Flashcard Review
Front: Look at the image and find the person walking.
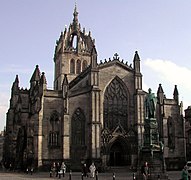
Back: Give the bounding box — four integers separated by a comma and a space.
89, 162, 96, 178
61, 162, 66, 177
181, 165, 190, 180
82, 163, 88, 178
141, 161, 150, 180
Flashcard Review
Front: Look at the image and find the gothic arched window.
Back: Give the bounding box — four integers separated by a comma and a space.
70, 59, 75, 74
167, 116, 175, 149
82, 60, 87, 71
71, 108, 85, 145
49, 111, 60, 147
76, 59, 81, 74
103, 77, 128, 131
71, 34, 78, 50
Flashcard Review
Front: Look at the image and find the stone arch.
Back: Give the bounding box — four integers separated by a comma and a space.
103, 76, 129, 131
82, 60, 87, 71
108, 136, 130, 166
76, 59, 81, 74
71, 108, 86, 166
49, 110, 60, 147
70, 59, 75, 74
71, 108, 85, 145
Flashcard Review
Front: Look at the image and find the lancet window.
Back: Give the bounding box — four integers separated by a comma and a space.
76, 59, 81, 74
49, 111, 60, 147
82, 60, 87, 71
70, 59, 75, 74
71, 108, 85, 145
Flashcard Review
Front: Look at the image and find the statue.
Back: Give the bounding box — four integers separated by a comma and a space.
145, 88, 156, 119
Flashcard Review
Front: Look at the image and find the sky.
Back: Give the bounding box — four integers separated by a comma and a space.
1, 1, 191, 131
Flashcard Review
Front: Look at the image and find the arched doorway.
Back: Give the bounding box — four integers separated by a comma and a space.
109, 138, 130, 166
109, 141, 123, 166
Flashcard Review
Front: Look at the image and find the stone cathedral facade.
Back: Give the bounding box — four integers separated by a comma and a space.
3, 6, 186, 171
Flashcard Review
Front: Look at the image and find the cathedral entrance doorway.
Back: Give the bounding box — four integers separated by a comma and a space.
109, 141, 123, 166
108, 139, 130, 166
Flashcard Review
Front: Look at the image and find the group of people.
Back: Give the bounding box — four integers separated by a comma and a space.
50, 162, 66, 178
82, 162, 97, 178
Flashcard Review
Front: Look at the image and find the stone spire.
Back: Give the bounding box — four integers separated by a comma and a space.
30, 65, 41, 83
133, 51, 140, 73
72, 3, 79, 32
173, 85, 179, 104
12, 75, 19, 93
157, 84, 164, 105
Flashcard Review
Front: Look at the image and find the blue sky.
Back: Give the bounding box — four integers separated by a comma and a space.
1, 1, 191, 131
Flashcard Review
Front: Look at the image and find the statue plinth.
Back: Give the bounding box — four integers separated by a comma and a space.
137, 117, 168, 179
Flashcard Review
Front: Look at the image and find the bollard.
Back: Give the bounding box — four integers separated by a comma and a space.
50, 170, 52, 177
81, 172, 84, 180
96, 171, 98, 180
26, 168, 29, 174
133, 173, 136, 180
69, 170, 72, 180
113, 173, 115, 180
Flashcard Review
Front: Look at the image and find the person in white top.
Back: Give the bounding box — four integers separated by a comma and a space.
89, 162, 96, 178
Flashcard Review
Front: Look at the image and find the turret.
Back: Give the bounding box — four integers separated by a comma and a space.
91, 45, 97, 68
157, 84, 164, 105
30, 65, 41, 88
40, 72, 47, 90
133, 51, 142, 90
173, 85, 179, 104
11, 75, 19, 95
133, 51, 140, 73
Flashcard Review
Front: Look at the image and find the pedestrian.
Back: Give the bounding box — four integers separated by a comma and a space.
56, 162, 60, 177
181, 165, 190, 180
82, 163, 88, 178
61, 162, 66, 177
89, 162, 96, 178
141, 161, 150, 180
50, 162, 56, 177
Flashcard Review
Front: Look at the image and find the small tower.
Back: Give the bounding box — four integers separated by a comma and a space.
173, 85, 179, 104
53, 5, 97, 90
12, 75, 19, 94
133, 51, 142, 90
30, 65, 41, 88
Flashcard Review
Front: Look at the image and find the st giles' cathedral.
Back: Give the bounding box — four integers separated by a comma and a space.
4, 5, 186, 170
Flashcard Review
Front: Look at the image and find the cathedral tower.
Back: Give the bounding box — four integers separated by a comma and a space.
53, 5, 96, 90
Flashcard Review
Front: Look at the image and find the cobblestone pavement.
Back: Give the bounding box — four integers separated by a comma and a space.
0, 171, 182, 180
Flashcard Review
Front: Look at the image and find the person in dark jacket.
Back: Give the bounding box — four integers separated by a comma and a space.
141, 161, 150, 180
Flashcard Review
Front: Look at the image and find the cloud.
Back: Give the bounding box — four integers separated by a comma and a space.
144, 58, 191, 92
0, 93, 9, 131
143, 58, 191, 110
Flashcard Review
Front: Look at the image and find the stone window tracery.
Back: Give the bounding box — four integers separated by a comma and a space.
103, 77, 128, 131
71, 108, 85, 145
49, 111, 60, 147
